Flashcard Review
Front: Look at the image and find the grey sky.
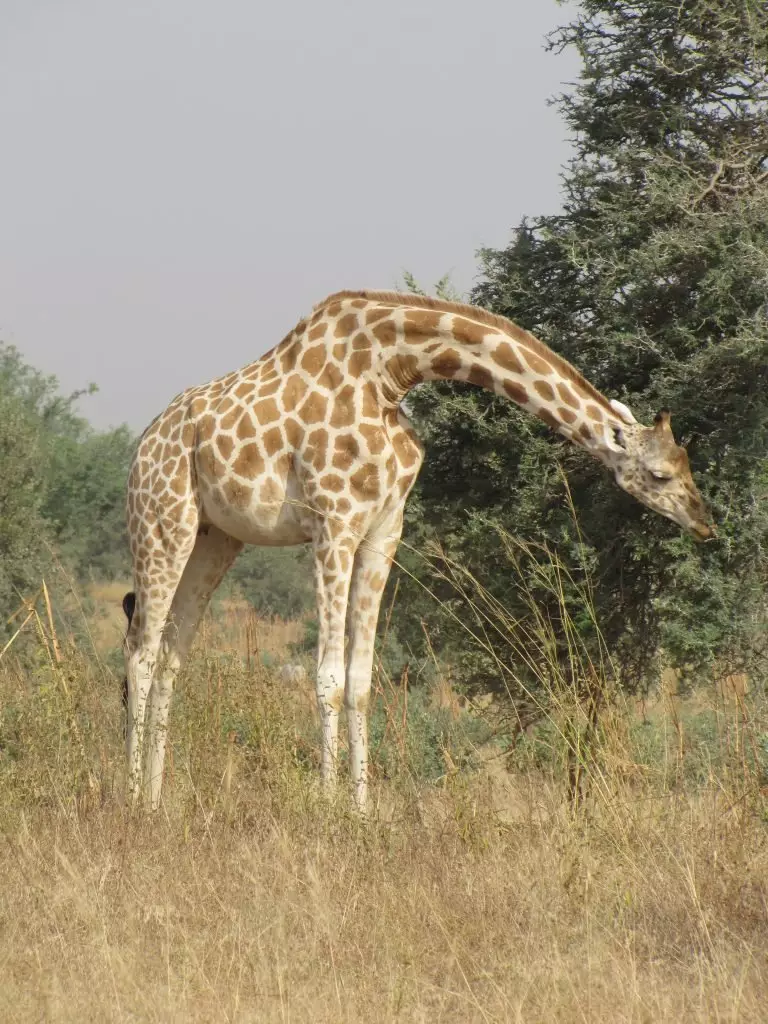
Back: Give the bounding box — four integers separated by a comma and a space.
1, 0, 579, 431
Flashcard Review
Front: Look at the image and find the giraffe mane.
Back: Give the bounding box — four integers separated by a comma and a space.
316, 289, 616, 415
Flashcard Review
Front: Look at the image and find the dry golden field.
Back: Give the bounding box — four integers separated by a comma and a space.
0, 589, 766, 1023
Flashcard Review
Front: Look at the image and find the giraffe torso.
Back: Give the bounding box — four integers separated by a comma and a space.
126, 302, 425, 558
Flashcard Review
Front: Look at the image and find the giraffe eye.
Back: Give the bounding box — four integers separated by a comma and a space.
651, 470, 672, 482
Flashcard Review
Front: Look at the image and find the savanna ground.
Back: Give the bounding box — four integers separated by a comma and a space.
1, 582, 767, 1023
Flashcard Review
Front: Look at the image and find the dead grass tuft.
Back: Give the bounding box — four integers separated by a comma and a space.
0, 591, 767, 1022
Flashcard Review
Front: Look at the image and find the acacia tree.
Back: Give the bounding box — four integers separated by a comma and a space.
393, 0, 768, 692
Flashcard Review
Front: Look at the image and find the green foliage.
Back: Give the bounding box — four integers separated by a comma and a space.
367, 682, 492, 784
226, 545, 315, 619
43, 425, 136, 581
0, 342, 136, 631
393, 0, 768, 693
0, 385, 51, 627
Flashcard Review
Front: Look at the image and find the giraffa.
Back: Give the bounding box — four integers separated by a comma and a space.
123, 290, 714, 812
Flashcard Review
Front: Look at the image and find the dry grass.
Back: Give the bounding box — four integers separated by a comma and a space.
1, 598, 767, 1022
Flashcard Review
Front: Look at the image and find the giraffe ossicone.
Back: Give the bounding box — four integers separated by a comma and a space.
123, 290, 714, 812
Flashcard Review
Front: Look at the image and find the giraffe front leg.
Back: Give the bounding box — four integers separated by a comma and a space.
312, 528, 357, 792
346, 519, 402, 814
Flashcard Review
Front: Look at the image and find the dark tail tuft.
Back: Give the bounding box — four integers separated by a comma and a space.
121, 591, 136, 723
122, 591, 136, 626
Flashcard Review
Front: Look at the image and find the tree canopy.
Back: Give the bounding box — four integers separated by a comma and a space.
392, 0, 768, 693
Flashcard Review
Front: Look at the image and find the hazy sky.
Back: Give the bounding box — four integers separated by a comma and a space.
1, 1, 579, 431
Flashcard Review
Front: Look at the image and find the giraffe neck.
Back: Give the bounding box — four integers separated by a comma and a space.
346, 293, 631, 464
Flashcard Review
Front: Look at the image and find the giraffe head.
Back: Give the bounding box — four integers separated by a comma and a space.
607, 410, 714, 541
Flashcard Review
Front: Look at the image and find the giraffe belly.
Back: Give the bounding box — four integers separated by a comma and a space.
198, 469, 313, 547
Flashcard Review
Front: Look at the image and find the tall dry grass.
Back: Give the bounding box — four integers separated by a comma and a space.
0, 572, 767, 1022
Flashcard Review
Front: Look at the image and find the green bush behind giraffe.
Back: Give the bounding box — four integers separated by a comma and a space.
390, 0, 768, 697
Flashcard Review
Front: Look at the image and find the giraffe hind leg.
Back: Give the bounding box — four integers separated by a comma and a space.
143, 526, 243, 809
124, 517, 199, 806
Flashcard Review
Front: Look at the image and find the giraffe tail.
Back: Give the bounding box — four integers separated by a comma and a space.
121, 592, 136, 729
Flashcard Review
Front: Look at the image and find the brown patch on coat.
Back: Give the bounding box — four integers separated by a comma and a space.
237, 412, 257, 440
372, 319, 397, 347
262, 427, 284, 456
365, 307, 393, 325
216, 434, 235, 460
306, 428, 329, 471
557, 382, 579, 409
284, 418, 303, 448
220, 405, 241, 431
467, 365, 495, 391
350, 464, 380, 501
258, 379, 281, 398
233, 444, 265, 479
296, 391, 327, 423
301, 345, 327, 376
254, 399, 280, 425
349, 349, 372, 376
491, 342, 525, 375
170, 465, 189, 496
198, 444, 227, 480
318, 362, 344, 390
451, 316, 489, 345
521, 348, 553, 376
282, 374, 309, 412
222, 478, 253, 509
334, 313, 358, 338
330, 385, 357, 428
332, 433, 360, 471
361, 382, 380, 418
359, 423, 387, 455
537, 408, 560, 431
279, 341, 300, 373
391, 430, 421, 468
320, 473, 345, 493
503, 380, 530, 404
198, 413, 217, 442
430, 349, 463, 377
534, 380, 556, 402
404, 309, 444, 335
